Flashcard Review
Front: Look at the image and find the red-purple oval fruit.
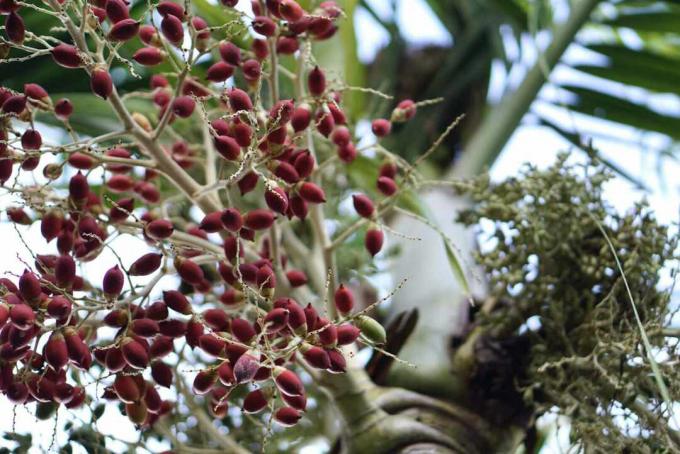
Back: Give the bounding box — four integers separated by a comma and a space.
90, 69, 113, 99
274, 406, 302, 426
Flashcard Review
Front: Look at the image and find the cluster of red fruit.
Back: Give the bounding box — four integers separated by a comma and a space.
0, 0, 417, 433
0, 257, 381, 427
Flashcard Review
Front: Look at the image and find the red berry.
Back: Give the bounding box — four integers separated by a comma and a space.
65, 328, 91, 368
139, 25, 160, 46
318, 321, 338, 346
291, 105, 312, 132
108, 18, 140, 41
334, 284, 354, 314
7, 382, 29, 404
151, 361, 173, 387
219, 41, 241, 65
274, 406, 302, 426
352, 194, 375, 218
392, 99, 417, 122
377, 176, 398, 196
10, 303, 35, 330
244, 209, 275, 230
40, 210, 63, 242
221, 208, 243, 232
161, 14, 184, 45
21, 129, 42, 150
233, 121, 253, 147
107, 174, 134, 193
263, 307, 288, 332
131, 318, 160, 337
114, 374, 141, 403
199, 211, 224, 233
193, 369, 217, 394
303, 303, 318, 328
2, 94, 26, 114
233, 353, 259, 383
227, 88, 253, 111
163, 290, 192, 315
206, 61, 234, 82
329, 102, 347, 125
338, 143, 357, 163
157, 0, 184, 18
242, 59, 262, 82
199, 333, 226, 356
337, 324, 360, 345
231, 318, 256, 343
282, 392, 307, 411
159, 319, 187, 337
203, 308, 229, 331
44, 333, 69, 370
276, 36, 299, 54
69, 171, 89, 200
303, 346, 329, 369
308, 66, 326, 97
68, 152, 95, 170
243, 388, 267, 413
133, 47, 165, 66
298, 182, 326, 204
327, 348, 346, 373
316, 109, 335, 137
146, 219, 174, 240
47, 295, 72, 319
371, 118, 392, 137
90, 69, 113, 99
129, 253, 162, 276
293, 150, 315, 178
331, 126, 351, 147
279, 0, 304, 21
213, 135, 241, 160
5, 11, 24, 44
184, 317, 205, 348
252, 15, 276, 36
286, 269, 307, 287
265, 187, 289, 214
288, 16, 311, 34
274, 368, 303, 397
269, 99, 294, 123
28, 376, 56, 402
55, 254, 76, 287
145, 386, 162, 414
121, 338, 149, 369
105, 0, 129, 23
110, 197, 134, 222
365, 228, 384, 256
273, 161, 299, 184
54, 98, 73, 118
217, 362, 234, 386
19, 270, 41, 302
146, 301, 169, 321
149, 335, 173, 357
172, 95, 195, 118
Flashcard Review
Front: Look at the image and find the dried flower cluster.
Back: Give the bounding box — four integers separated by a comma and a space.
456, 155, 680, 451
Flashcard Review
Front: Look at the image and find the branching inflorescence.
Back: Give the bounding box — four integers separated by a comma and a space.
455, 155, 680, 451
0, 0, 419, 441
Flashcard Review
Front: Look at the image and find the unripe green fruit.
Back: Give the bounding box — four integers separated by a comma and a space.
355, 315, 386, 345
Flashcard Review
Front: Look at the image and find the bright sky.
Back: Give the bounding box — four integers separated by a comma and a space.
1, 0, 678, 452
